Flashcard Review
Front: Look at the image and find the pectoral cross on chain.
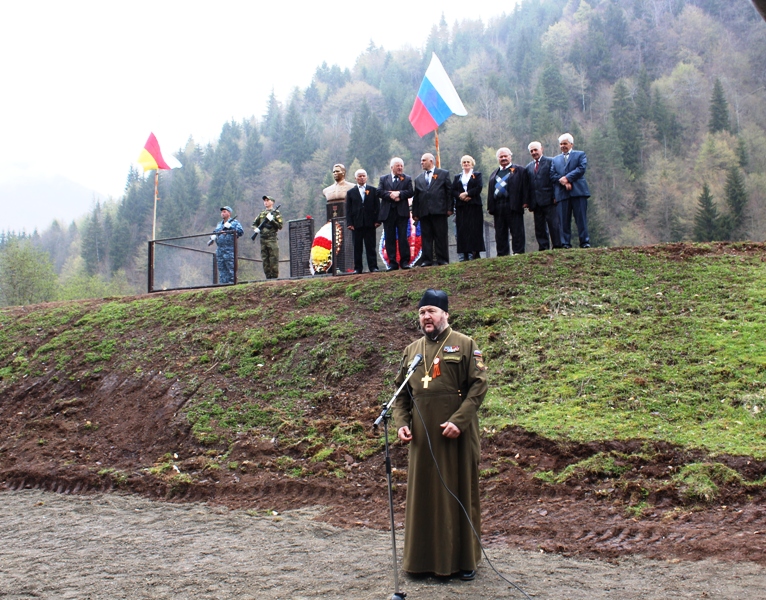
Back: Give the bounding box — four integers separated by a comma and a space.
421, 373, 432, 388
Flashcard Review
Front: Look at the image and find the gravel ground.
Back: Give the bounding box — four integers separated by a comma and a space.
1, 489, 765, 600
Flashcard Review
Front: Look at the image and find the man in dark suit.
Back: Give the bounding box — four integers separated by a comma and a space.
526, 142, 562, 251
487, 147, 529, 255
550, 133, 591, 249
345, 168, 381, 274
412, 153, 453, 266
377, 157, 414, 270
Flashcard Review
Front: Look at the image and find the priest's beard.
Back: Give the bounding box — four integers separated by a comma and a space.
424, 320, 449, 341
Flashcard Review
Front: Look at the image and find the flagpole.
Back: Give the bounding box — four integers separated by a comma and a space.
152, 170, 159, 240
434, 128, 441, 168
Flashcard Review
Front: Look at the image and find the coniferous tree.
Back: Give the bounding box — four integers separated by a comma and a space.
708, 78, 730, 134
305, 81, 322, 110
160, 163, 202, 239
530, 76, 556, 137
540, 64, 568, 115
263, 91, 282, 139
635, 68, 652, 123
124, 165, 142, 192
582, 15, 612, 83
347, 99, 389, 174
693, 183, 720, 242
603, 1, 629, 48
208, 121, 243, 213
40, 219, 71, 272
529, 64, 568, 137
240, 126, 264, 183
282, 94, 317, 171
611, 80, 641, 175
263, 91, 284, 160
110, 173, 153, 273
736, 137, 748, 169
81, 202, 107, 275
364, 111, 388, 174
721, 166, 748, 240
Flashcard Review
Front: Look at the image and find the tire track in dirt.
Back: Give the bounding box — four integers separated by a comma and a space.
2, 489, 766, 600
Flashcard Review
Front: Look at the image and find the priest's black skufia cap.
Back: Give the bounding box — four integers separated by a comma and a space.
418, 288, 448, 312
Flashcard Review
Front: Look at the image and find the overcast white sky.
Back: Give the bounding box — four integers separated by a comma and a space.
0, 0, 514, 226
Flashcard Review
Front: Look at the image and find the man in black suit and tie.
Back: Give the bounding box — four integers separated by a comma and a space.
487, 147, 529, 255
345, 168, 381, 274
412, 153, 453, 266
526, 142, 562, 251
377, 157, 414, 270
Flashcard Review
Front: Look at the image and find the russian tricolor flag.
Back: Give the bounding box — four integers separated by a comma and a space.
408, 53, 467, 137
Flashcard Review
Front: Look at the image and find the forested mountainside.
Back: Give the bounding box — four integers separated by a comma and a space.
2, 0, 765, 305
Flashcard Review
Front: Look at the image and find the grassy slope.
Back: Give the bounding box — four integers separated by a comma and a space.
1, 243, 764, 470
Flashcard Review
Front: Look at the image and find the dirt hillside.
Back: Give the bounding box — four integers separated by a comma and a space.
1, 243, 765, 566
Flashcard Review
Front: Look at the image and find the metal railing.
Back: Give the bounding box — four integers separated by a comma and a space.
147, 232, 261, 293
146, 218, 501, 293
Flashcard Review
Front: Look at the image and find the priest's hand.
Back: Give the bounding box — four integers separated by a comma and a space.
440, 421, 461, 438
398, 426, 412, 443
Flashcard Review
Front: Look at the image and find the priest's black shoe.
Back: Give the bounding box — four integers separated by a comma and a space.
459, 570, 476, 581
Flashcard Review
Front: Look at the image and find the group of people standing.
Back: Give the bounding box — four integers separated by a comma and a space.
452, 132, 592, 259
210, 196, 284, 284
345, 132, 591, 274
212, 132, 591, 282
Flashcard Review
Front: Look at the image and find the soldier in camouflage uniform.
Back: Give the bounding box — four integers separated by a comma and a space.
212, 205, 244, 284
253, 195, 283, 279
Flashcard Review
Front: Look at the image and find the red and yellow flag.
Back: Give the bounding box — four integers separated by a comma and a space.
137, 133, 182, 171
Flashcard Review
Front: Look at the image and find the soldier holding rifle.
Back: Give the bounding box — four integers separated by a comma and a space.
252, 195, 283, 279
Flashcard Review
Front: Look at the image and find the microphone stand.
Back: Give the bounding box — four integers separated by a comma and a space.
373, 358, 420, 600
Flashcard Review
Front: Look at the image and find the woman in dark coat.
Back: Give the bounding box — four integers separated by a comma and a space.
452, 155, 486, 261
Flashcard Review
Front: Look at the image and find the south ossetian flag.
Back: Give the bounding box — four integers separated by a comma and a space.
408, 53, 467, 137
137, 133, 182, 171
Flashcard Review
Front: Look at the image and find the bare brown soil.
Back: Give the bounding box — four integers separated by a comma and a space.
1, 242, 765, 577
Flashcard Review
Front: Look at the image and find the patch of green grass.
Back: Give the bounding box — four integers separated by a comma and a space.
672, 462, 743, 502
535, 452, 629, 484
148, 462, 173, 476
98, 468, 129, 485
477, 251, 766, 459
311, 447, 334, 463
479, 467, 499, 478
625, 501, 651, 518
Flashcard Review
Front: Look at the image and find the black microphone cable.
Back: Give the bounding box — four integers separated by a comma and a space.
407, 385, 532, 599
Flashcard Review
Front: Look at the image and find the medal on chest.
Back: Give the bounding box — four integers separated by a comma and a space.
420, 336, 448, 389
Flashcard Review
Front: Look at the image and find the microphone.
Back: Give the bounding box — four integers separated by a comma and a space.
373, 354, 424, 429
406, 353, 423, 375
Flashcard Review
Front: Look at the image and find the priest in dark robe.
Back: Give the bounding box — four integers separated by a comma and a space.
393, 288, 488, 580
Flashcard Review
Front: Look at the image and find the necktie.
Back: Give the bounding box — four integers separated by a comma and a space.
426, 170, 432, 186
534, 160, 539, 173
359, 186, 365, 201
564, 153, 570, 163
